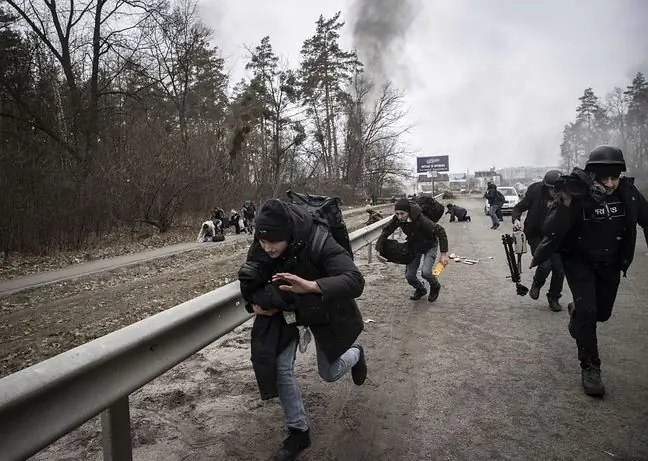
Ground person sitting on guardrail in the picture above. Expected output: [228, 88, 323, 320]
[377, 198, 450, 302]
[445, 203, 471, 222]
[237, 198, 367, 461]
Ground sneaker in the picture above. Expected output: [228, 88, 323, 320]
[547, 295, 562, 312]
[581, 366, 605, 396]
[351, 345, 367, 385]
[567, 302, 576, 339]
[274, 428, 311, 461]
[428, 285, 441, 302]
[466, 216, 471, 222]
[529, 281, 542, 300]
[410, 289, 427, 300]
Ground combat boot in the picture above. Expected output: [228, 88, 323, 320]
[274, 428, 311, 461]
[581, 365, 605, 397]
[410, 288, 427, 300]
[547, 294, 562, 312]
[529, 280, 543, 300]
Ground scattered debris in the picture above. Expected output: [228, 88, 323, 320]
[364, 318, 376, 324]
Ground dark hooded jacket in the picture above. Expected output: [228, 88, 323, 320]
[238, 202, 365, 400]
[511, 181, 555, 240]
[533, 175, 648, 276]
[378, 203, 449, 254]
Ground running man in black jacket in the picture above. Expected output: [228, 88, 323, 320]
[238, 199, 367, 460]
[377, 198, 450, 302]
[532, 146, 648, 396]
[511, 170, 564, 311]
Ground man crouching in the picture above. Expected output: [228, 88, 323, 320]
[238, 199, 367, 461]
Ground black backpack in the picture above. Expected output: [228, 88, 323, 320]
[375, 237, 414, 265]
[415, 195, 444, 223]
[286, 190, 353, 260]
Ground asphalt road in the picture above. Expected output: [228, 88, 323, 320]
[33, 198, 648, 461]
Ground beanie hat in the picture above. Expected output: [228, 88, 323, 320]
[255, 199, 293, 242]
[395, 198, 411, 212]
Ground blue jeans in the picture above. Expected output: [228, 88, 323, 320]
[489, 204, 501, 227]
[528, 236, 565, 299]
[275, 339, 360, 431]
[405, 246, 440, 293]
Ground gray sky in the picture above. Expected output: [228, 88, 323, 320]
[199, 0, 648, 173]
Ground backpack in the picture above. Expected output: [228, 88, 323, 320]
[375, 237, 414, 265]
[285, 189, 353, 260]
[415, 195, 444, 223]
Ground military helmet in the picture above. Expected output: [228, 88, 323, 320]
[585, 145, 626, 172]
[542, 170, 562, 187]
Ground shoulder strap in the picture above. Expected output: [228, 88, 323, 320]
[310, 225, 328, 264]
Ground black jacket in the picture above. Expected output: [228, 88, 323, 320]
[485, 189, 505, 206]
[533, 177, 648, 275]
[239, 203, 365, 399]
[511, 182, 554, 239]
[379, 203, 449, 254]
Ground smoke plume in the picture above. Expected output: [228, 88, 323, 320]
[351, 0, 421, 86]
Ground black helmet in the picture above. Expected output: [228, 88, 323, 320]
[542, 170, 562, 187]
[446, 203, 453, 209]
[585, 145, 626, 172]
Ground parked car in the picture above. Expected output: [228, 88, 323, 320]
[484, 186, 521, 215]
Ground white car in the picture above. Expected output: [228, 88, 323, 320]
[484, 186, 521, 215]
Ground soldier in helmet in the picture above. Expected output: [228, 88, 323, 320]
[532, 146, 648, 396]
[511, 170, 565, 311]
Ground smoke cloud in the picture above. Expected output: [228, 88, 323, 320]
[350, 0, 422, 86]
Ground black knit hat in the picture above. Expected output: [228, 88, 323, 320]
[395, 198, 411, 212]
[256, 199, 293, 242]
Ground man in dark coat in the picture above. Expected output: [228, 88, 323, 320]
[445, 203, 471, 222]
[511, 170, 564, 311]
[238, 199, 367, 461]
[484, 183, 505, 229]
[377, 198, 450, 302]
[532, 146, 648, 397]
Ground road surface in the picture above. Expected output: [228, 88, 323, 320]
[31, 199, 648, 461]
[0, 204, 389, 297]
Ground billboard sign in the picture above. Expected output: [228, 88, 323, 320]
[417, 155, 449, 173]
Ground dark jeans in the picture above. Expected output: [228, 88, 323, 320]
[528, 236, 565, 300]
[405, 247, 440, 293]
[489, 204, 501, 227]
[562, 258, 621, 368]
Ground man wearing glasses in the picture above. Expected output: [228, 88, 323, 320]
[512, 170, 565, 312]
[532, 146, 648, 397]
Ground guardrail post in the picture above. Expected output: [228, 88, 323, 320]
[367, 242, 373, 264]
[101, 396, 133, 461]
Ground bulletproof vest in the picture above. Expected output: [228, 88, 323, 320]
[576, 193, 627, 262]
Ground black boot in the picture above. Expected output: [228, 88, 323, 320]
[428, 284, 441, 302]
[351, 345, 367, 385]
[410, 288, 427, 300]
[529, 280, 543, 300]
[581, 365, 605, 397]
[547, 294, 562, 312]
[274, 428, 311, 461]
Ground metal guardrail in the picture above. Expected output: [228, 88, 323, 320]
[0, 194, 442, 461]
[0, 218, 392, 461]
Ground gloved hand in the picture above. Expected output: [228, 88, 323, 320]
[513, 220, 523, 232]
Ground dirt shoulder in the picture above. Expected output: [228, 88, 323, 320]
[0, 203, 380, 282]
[0, 212, 376, 377]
